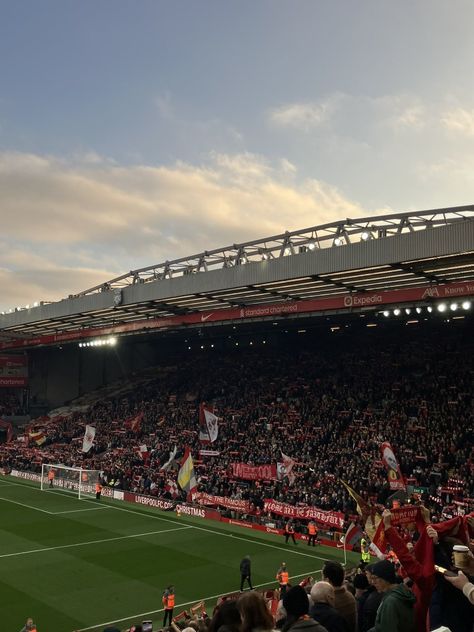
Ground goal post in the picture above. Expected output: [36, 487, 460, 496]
[41, 463, 102, 499]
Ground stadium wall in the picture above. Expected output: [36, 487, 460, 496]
[28, 339, 163, 409]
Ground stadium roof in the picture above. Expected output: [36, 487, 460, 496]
[1, 205, 474, 349]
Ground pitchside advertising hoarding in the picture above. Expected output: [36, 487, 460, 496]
[1, 280, 473, 351]
[0, 355, 28, 387]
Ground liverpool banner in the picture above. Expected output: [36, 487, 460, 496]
[230, 463, 277, 481]
[193, 492, 250, 513]
[264, 498, 345, 528]
[380, 442, 406, 490]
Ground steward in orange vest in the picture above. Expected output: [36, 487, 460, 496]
[95, 481, 102, 500]
[162, 585, 175, 627]
[307, 520, 319, 547]
[276, 563, 290, 596]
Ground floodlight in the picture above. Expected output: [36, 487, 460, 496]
[450, 303, 458, 311]
[393, 308, 401, 316]
[437, 303, 447, 312]
[462, 300, 471, 310]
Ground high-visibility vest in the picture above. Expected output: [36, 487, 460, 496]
[95, 483, 102, 493]
[48, 471, 54, 480]
[361, 549, 371, 562]
[163, 593, 175, 608]
[308, 523, 317, 535]
[277, 570, 289, 585]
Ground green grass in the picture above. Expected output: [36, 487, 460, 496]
[0, 476, 358, 632]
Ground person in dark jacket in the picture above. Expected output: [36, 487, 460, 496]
[281, 585, 328, 632]
[367, 560, 416, 632]
[310, 581, 349, 632]
[358, 569, 382, 632]
[240, 555, 253, 591]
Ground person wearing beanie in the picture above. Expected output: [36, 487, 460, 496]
[357, 569, 382, 632]
[367, 560, 416, 632]
[281, 585, 328, 632]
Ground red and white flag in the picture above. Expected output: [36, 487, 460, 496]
[82, 425, 96, 453]
[199, 403, 219, 444]
[137, 444, 149, 463]
[380, 441, 406, 491]
[165, 479, 179, 498]
[280, 451, 296, 485]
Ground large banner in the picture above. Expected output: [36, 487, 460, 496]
[230, 463, 277, 481]
[264, 498, 345, 528]
[199, 403, 219, 444]
[0, 355, 28, 387]
[193, 492, 250, 513]
[380, 442, 406, 490]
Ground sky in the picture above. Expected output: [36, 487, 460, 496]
[1, 1, 473, 311]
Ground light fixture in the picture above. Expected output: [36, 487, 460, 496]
[427, 306, 433, 313]
[462, 300, 471, 310]
[405, 308, 411, 315]
[383, 311, 390, 317]
[437, 303, 447, 312]
[284, 247, 291, 256]
[393, 308, 401, 316]
[308, 242, 316, 251]
[450, 303, 458, 311]
[333, 237, 343, 247]
[415, 307, 422, 314]
[361, 231, 370, 241]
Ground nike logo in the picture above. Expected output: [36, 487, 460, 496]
[201, 313, 213, 322]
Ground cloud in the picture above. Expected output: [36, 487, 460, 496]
[268, 95, 341, 131]
[0, 150, 368, 310]
[441, 107, 474, 136]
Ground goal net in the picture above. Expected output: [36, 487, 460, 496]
[41, 463, 102, 499]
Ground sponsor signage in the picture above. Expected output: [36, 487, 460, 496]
[0, 355, 28, 387]
[2, 280, 473, 351]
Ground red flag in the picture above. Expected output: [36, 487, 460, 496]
[125, 412, 143, 433]
[380, 442, 406, 490]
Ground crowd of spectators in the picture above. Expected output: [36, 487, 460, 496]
[1, 326, 472, 524]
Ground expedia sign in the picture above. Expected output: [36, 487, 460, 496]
[344, 294, 383, 308]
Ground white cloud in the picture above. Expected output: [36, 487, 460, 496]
[441, 107, 474, 136]
[0, 150, 369, 310]
[268, 95, 341, 131]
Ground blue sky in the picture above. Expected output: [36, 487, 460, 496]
[0, 1, 473, 309]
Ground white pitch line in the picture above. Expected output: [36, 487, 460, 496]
[0, 525, 192, 559]
[76, 568, 324, 632]
[0, 495, 53, 514]
[52, 507, 108, 514]
[0, 476, 330, 563]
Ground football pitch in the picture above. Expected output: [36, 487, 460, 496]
[0, 476, 358, 632]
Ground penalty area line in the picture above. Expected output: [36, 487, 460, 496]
[75, 568, 324, 632]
